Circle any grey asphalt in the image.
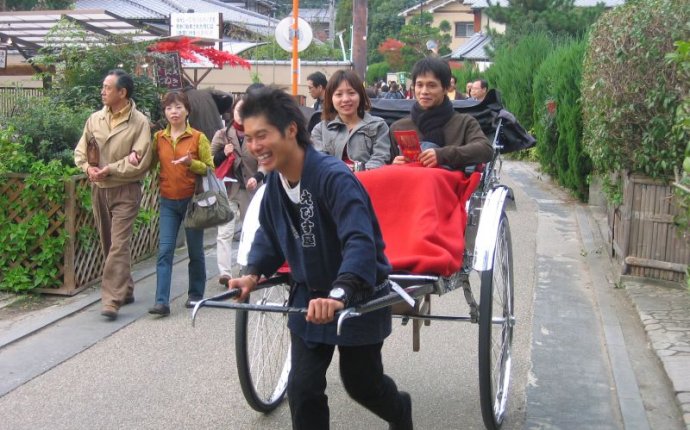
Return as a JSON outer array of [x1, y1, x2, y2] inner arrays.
[[0, 160, 687, 429]]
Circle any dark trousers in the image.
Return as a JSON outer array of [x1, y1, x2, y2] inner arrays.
[[288, 332, 406, 429]]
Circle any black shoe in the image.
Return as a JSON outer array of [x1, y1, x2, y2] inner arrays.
[[148, 304, 170, 316], [123, 296, 135, 305], [101, 308, 118, 321], [185, 297, 202, 309], [389, 391, 413, 430]]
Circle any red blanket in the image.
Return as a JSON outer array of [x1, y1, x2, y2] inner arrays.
[[357, 165, 479, 276]]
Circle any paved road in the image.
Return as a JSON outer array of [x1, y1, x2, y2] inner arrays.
[[0, 161, 683, 429]]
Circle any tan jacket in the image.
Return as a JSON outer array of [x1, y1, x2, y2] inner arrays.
[[74, 100, 152, 188]]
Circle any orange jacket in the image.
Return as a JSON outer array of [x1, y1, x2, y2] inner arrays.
[[154, 126, 213, 200]]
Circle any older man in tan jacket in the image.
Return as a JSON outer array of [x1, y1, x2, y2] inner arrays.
[[74, 69, 152, 321]]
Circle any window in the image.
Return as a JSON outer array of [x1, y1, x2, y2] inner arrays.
[[455, 22, 474, 38]]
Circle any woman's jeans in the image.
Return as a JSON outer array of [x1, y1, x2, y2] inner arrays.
[[155, 196, 206, 305]]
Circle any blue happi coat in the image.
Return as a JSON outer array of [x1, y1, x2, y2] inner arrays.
[[247, 146, 392, 345]]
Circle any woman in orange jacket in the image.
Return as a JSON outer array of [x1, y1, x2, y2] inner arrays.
[[146, 91, 214, 316]]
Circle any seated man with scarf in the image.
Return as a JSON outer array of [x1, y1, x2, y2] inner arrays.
[[390, 57, 492, 170]]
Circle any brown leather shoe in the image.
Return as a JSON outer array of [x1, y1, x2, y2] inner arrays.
[[218, 275, 231, 286], [123, 296, 135, 305]]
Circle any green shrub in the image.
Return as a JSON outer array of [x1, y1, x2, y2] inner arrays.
[[485, 31, 555, 131], [453, 61, 483, 95], [2, 97, 92, 166], [32, 18, 163, 121], [581, 0, 690, 189], [366, 61, 390, 84], [533, 39, 591, 200], [0, 135, 80, 292]]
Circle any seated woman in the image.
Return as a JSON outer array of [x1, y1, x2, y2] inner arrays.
[[311, 70, 391, 170]]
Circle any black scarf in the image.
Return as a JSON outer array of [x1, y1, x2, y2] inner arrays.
[[410, 97, 454, 147]]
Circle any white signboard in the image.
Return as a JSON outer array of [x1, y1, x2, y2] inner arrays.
[[170, 12, 222, 68]]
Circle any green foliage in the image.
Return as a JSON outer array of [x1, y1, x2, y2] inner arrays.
[[0, 152, 77, 292], [486, 0, 605, 50], [2, 96, 91, 166], [453, 62, 483, 93], [366, 61, 390, 85], [533, 39, 591, 200], [241, 38, 343, 61], [0, 127, 35, 174], [485, 32, 555, 131], [31, 19, 162, 120], [581, 0, 690, 189], [398, 12, 452, 71], [668, 39, 690, 237], [335, 0, 416, 64]]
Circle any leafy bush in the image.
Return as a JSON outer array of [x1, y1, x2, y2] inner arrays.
[[32, 19, 163, 121], [2, 97, 92, 166], [366, 61, 390, 84], [581, 0, 690, 186], [485, 32, 555, 131], [0, 129, 81, 292], [533, 39, 591, 200]]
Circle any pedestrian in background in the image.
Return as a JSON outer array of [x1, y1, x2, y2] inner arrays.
[[471, 79, 489, 102], [147, 91, 214, 317], [306, 71, 327, 111], [211, 96, 266, 285], [74, 69, 152, 321], [311, 70, 391, 170]]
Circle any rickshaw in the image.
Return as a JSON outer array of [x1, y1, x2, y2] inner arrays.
[[191, 91, 534, 430]]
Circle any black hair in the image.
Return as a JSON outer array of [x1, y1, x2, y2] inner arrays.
[[161, 91, 191, 113], [476, 79, 488, 90], [322, 69, 370, 121], [306, 71, 328, 88], [106, 69, 134, 99], [246, 82, 266, 94], [411, 57, 452, 90], [240, 86, 311, 148]]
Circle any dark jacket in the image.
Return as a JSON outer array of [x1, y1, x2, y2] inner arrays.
[[390, 112, 493, 168], [247, 146, 392, 345]]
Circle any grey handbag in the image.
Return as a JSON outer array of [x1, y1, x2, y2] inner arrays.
[[183, 167, 234, 229]]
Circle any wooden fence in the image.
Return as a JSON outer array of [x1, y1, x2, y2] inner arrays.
[[608, 172, 689, 283], [2, 172, 160, 295], [0, 87, 44, 117]]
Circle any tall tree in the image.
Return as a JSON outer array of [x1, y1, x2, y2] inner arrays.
[[485, 0, 605, 44], [398, 12, 452, 71], [336, 0, 418, 64]]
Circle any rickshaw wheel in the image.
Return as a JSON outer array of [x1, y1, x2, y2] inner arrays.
[[478, 213, 514, 430], [235, 282, 292, 413]]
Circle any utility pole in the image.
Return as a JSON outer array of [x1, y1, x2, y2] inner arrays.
[[352, 0, 367, 81]]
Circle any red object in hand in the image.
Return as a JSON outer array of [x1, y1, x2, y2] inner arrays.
[[393, 130, 422, 162]]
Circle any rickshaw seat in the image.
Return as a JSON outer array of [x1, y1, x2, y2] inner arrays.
[[356, 165, 480, 277]]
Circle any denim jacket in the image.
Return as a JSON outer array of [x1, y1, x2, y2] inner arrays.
[[311, 112, 391, 169]]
